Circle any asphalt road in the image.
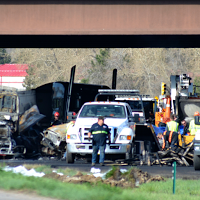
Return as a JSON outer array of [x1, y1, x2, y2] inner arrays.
[[0, 190, 58, 200], [0, 157, 199, 180]]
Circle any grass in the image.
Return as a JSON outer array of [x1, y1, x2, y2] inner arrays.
[[0, 166, 199, 200]]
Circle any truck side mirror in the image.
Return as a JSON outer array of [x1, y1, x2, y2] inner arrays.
[[67, 111, 77, 121], [128, 116, 134, 122]]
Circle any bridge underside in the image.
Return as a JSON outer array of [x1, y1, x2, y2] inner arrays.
[[1, 1, 200, 47], [2, 35, 200, 48]]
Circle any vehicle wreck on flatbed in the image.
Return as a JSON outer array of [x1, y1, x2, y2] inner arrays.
[[41, 123, 68, 157]]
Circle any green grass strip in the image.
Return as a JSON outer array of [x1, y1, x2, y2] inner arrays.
[[0, 168, 199, 200]]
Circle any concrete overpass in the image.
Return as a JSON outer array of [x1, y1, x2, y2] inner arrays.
[[1, 0, 200, 47]]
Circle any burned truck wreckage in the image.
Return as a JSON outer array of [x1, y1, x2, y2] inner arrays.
[[0, 91, 45, 158]]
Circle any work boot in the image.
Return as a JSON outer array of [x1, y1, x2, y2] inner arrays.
[[100, 163, 104, 166], [91, 163, 95, 166]]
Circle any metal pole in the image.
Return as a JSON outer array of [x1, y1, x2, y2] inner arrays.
[[172, 161, 176, 194], [65, 65, 76, 123], [112, 69, 117, 89]]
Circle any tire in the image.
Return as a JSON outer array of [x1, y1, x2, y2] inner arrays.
[[194, 155, 200, 170], [66, 149, 75, 163]]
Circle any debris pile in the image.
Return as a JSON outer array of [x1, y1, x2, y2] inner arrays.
[[154, 142, 194, 166], [43, 167, 165, 188]]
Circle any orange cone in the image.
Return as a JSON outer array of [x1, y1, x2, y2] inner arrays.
[[165, 97, 171, 118]]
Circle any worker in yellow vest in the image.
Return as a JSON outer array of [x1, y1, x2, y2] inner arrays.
[[189, 111, 200, 136], [166, 114, 179, 132]]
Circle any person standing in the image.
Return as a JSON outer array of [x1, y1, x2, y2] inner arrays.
[[51, 112, 62, 126], [166, 114, 179, 132], [88, 116, 110, 166]]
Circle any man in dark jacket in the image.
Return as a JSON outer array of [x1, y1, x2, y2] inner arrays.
[[181, 120, 190, 135], [51, 112, 62, 126], [88, 116, 110, 166]]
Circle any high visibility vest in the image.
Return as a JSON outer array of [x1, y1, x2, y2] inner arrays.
[[189, 119, 200, 136], [162, 131, 173, 149], [167, 121, 179, 132]]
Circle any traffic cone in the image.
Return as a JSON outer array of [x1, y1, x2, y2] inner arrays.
[[165, 97, 171, 118]]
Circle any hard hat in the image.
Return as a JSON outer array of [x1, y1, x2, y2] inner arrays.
[[54, 112, 60, 117], [194, 111, 200, 116]]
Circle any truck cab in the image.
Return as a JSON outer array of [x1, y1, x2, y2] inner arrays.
[[115, 95, 156, 123], [66, 101, 135, 163]]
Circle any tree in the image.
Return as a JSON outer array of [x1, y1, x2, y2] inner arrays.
[[0, 48, 11, 64], [11, 48, 200, 97], [13, 48, 94, 89]]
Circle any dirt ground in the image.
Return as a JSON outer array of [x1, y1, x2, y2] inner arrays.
[[43, 167, 165, 188], [0, 189, 58, 200]]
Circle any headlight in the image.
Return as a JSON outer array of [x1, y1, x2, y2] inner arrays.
[[67, 134, 77, 140], [119, 135, 131, 140], [195, 146, 200, 151]]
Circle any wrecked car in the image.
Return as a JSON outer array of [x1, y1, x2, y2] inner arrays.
[[41, 123, 68, 157]]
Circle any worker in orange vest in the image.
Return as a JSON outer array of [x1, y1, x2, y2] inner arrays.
[[157, 131, 179, 150]]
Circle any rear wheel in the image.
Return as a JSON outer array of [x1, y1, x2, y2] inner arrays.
[[194, 155, 200, 170], [66, 149, 75, 163]]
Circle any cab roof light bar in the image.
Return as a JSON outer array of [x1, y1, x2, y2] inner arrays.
[[95, 89, 142, 101], [98, 89, 140, 93]]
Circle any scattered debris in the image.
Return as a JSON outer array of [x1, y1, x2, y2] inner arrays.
[[43, 167, 165, 188], [3, 165, 45, 177], [154, 142, 194, 166]]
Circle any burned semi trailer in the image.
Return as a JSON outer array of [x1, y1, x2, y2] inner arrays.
[[35, 82, 110, 129]]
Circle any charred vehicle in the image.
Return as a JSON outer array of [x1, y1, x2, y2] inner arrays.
[[0, 87, 36, 155], [0, 85, 45, 157], [41, 123, 70, 157]]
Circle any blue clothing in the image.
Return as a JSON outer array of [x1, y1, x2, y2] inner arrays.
[[89, 122, 110, 146], [92, 145, 106, 164]]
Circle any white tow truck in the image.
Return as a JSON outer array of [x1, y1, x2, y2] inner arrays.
[[65, 90, 138, 163]]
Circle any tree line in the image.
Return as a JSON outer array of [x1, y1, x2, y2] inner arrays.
[[2, 48, 200, 97]]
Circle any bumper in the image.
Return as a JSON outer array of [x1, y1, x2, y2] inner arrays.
[[67, 143, 131, 155], [194, 140, 200, 156]]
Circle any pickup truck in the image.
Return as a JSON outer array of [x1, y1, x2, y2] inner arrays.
[[66, 101, 136, 163]]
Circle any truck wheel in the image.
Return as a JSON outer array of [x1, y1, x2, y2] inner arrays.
[[66, 149, 75, 163], [194, 155, 200, 170]]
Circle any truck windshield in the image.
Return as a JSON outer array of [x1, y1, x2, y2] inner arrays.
[[79, 104, 126, 118], [0, 95, 16, 113]]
